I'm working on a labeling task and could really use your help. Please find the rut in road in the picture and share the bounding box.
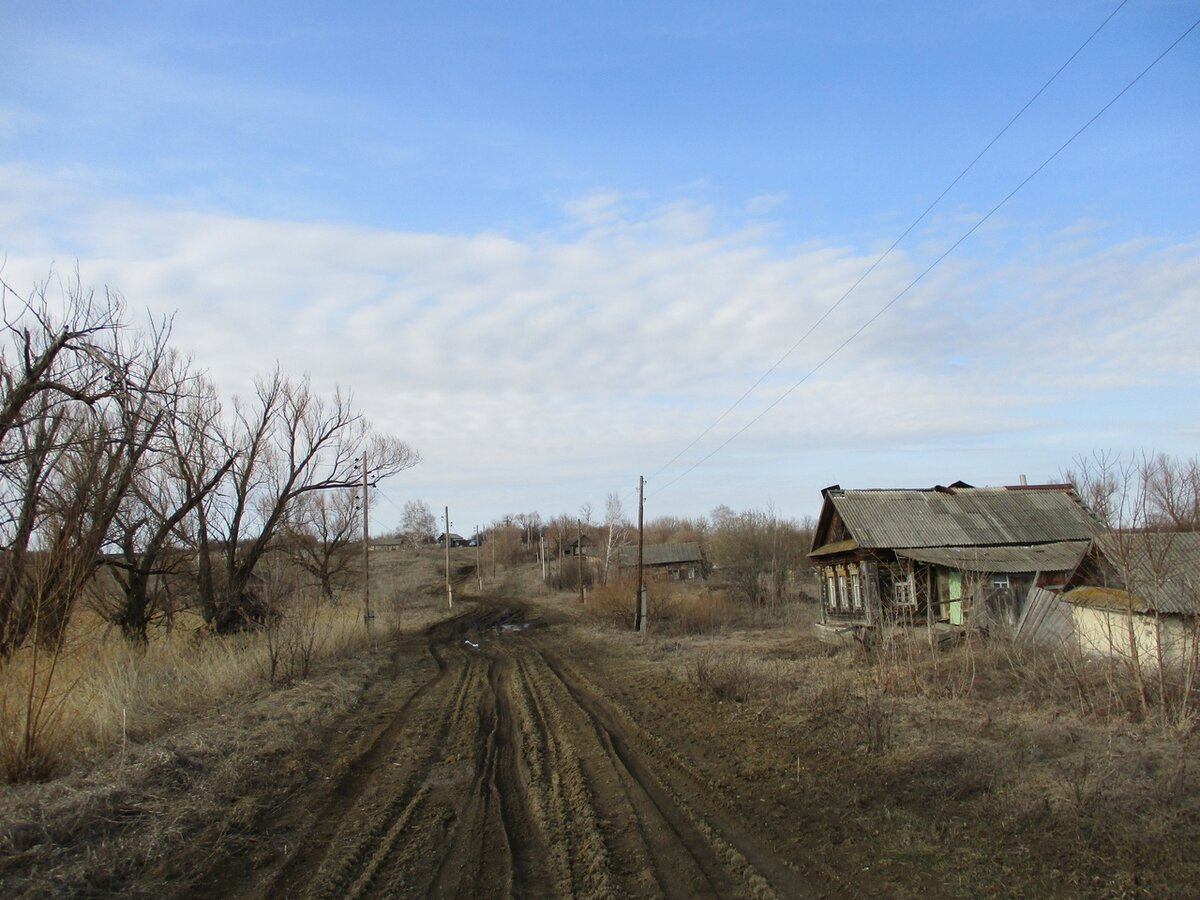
[255,606,804,899]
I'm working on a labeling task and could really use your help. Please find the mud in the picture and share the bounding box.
[231,604,808,899]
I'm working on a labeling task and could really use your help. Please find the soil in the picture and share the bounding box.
[5,590,1198,898]
[200,601,812,899]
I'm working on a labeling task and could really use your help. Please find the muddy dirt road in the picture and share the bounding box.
[235,605,807,899]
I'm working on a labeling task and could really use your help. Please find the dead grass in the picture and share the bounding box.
[584,577,744,634]
[560,582,1200,895]
[0,546,458,783]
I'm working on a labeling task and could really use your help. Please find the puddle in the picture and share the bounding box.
[464,639,481,650]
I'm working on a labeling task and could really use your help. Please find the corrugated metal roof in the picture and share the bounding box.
[619,542,703,567]
[1015,587,1076,647]
[829,486,1094,549]
[894,540,1089,573]
[1081,532,1200,614]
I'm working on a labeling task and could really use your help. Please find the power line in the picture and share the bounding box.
[650,12,1200,500]
[650,0,1131,481]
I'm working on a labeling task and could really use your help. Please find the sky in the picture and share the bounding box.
[2,1,1198,531]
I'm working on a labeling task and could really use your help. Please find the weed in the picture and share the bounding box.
[686,651,754,703]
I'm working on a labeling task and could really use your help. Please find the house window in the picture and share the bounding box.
[850,571,862,609]
[992,573,1010,589]
[686,566,696,579]
[826,570,838,610]
[837,573,848,611]
[894,576,915,607]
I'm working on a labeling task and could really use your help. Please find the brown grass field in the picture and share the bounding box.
[2,552,1199,897]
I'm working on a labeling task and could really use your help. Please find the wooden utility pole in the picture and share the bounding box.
[577,518,585,603]
[476,526,482,591]
[362,452,371,634]
[635,475,646,632]
[444,506,453,609]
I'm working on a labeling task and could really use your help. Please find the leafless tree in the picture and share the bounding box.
[99,364,235,644]
[0,273,176,654]
[400,498,437,546]
[198,371,418,632]
[278,487,360,602]
[708,507,812,607]
[600,492,626,585]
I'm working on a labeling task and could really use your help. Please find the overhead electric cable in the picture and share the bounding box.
[651,0,1131,481]
[650,12,1200,500]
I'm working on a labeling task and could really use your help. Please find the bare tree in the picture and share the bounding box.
[400,498,437,546]
[0,274,177,654]
[600,492,626,585]
[100,366,235,644]
[278,487,360,602]
[199,371,418,632]
[709,507,812,607]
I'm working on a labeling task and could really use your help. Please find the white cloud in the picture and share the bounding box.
[1,167,1197,523]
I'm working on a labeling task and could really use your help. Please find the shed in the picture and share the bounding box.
[619,542,706,581]
[1062,532,1200,666]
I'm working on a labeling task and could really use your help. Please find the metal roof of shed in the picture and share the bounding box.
[1072,532,1200,614]
[1063,585,1199,616]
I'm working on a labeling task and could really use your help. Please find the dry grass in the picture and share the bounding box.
[0,602,370,781]
[584,577,741,634]
[0,545,460,783]
[558,578,1200,894]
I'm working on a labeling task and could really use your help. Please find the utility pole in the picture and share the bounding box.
[577,518,585,603]
[476,525,482,591]
[635,475,646,632]
[444,505,453,609]
[362,451,371,634]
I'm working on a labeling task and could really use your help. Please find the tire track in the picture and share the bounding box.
[263,613,482,899]
[510,654,616,896]
[328,643,486,899]
[236,604,808,899]
[537,645,800,898]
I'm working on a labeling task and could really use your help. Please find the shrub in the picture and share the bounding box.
[686,651,754,703]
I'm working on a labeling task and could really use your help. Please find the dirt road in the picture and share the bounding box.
[235,604,806,899]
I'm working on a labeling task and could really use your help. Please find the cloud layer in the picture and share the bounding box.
[2,167,1197,524]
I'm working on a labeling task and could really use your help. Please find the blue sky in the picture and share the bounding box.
[2,1,1198,529]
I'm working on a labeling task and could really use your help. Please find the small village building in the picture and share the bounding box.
[437,532,470,548]
[563,534,596,557]
[1062,532,1200,666]
[368,538,407,552]
[619,542,706,582]
[808,482,1095,635]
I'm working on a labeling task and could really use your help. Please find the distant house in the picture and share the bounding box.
[368,538,406,552]
[808,482,1095,635]
[563,534,596,557]
[1061,532,1200,666]
[619,542,706,582]
[437,532,470,548]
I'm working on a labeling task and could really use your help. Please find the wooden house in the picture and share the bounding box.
[808,482,1095,635]
[619,542,706,582]
[563,534,596,557]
